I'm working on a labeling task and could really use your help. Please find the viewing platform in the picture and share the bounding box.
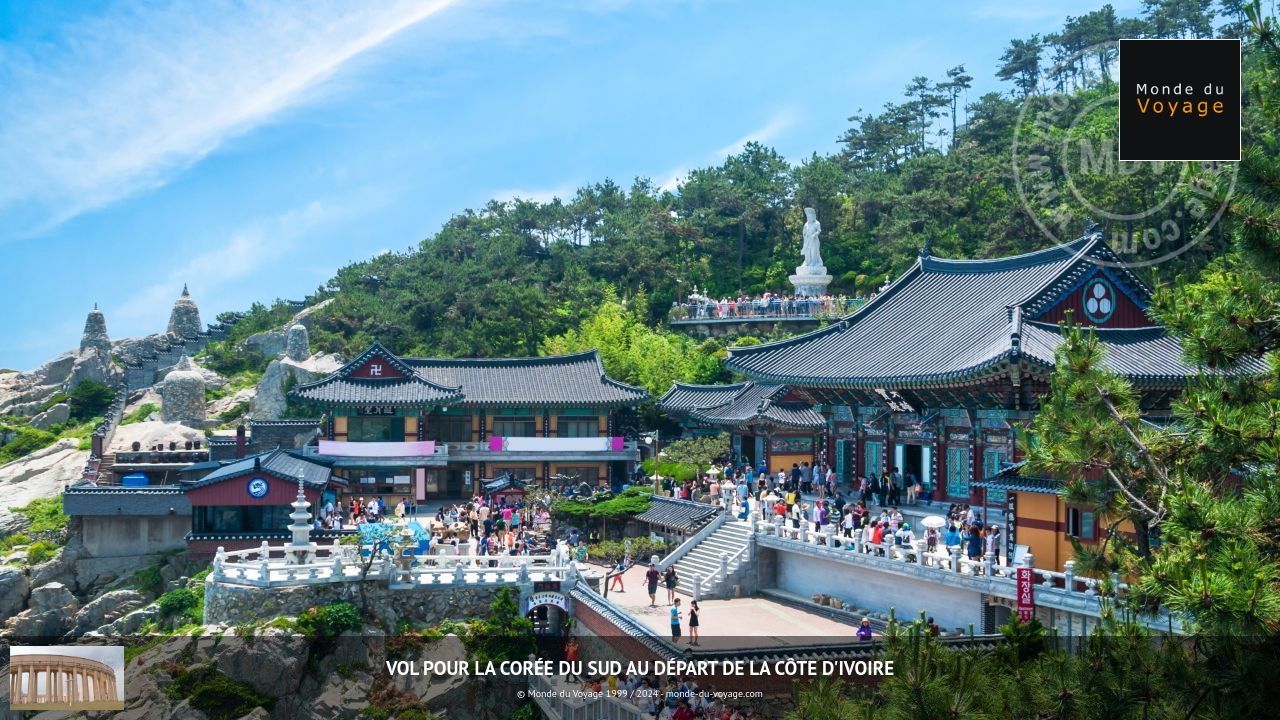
[667,296,865,338]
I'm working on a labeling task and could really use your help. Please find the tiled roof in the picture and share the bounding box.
[63,486,191,516]
[661,381,825,430]
[725,235,1218,388]
[183,449,334,490]
[406,350,649,408]
[291,342,463,406]
[633,496,721,529]
[292,342,649,408]
[292,377,461,405]
[1019,322,1267,381]
[971,460,1061,495]
[658,382,749,412]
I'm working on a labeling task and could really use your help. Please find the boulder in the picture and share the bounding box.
[6,606,75,638]
[243,330,287,359]
[0,566,30,622]
[208,387,256,419]
[110,421,204,454]
[66,346,123,388]
[250,353,342,420]
[0,438,87,536]
[30,581,78,613]
[74,589,147,636]
[29,402,71,429]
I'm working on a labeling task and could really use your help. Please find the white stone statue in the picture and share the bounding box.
[801,207,823,268]
[790,207,833,298]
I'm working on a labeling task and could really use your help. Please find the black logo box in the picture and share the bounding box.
[1119,38,1240,162]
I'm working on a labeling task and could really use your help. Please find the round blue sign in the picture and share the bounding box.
[246,476,270,498]
[1082,277,1116,324]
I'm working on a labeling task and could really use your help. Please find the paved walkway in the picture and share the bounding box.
[600,565,869,651]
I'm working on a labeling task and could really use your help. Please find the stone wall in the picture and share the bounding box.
[204,580,510,628]
[81,516,188,558]
[767,548,986,632]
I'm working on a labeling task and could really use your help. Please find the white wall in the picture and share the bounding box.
[772,550,986,632]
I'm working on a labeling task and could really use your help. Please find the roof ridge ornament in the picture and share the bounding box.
[1084,218,1101,236]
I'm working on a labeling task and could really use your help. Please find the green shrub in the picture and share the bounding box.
[24,540,58,565]
[167,664,272,720]
[295,601,362,640]
[129,563,166,596]
[158,588,198,616]
[66,380,116,421]
[0,426,58,464]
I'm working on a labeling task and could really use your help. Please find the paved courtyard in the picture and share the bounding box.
[600,565,868,651]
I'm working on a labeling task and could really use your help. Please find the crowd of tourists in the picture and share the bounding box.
[672,292,865,320]
[659,460,1006,570]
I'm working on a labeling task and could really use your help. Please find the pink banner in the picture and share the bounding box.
[317,439,436,457]
[489,436,504,451]
[485,437,626,452]
[1016,567,1035,622]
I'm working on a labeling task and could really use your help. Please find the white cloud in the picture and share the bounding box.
[658,108,796,192]
[0,0,461,234]
[114,199,357,328]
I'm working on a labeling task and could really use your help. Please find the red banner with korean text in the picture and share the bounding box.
[1016,567,1035,622]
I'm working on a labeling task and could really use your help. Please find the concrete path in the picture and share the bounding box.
[600,565,871,652]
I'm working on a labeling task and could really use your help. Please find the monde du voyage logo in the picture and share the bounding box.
[1119,38,1241,161]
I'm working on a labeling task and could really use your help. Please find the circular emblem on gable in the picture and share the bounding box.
[247,476,270,499]
[1082,277,1115,324]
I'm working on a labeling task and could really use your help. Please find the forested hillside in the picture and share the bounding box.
[206,1,1266,394]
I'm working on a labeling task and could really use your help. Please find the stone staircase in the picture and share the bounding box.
[97,453,116,481]
[671,521,753,598]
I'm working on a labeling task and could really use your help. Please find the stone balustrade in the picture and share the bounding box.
[211,539,581,589]
[752,516,1152,623]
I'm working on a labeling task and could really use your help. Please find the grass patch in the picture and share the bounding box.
[0,426,57,464]
[125,635,168,664]
[0,533,30,552]
[10,496,67,533]
[121,403,159,425]
[23,540,59,565]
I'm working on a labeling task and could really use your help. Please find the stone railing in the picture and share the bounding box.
[689,541,751,601]
[749,518,1189,633]
[210,540,582,589]
[658,511,726,570]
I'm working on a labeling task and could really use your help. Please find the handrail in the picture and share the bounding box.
[658,505,725,570]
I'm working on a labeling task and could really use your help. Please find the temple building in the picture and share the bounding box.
[724,232,1249,569]
[287,342,649,503]
[658,381,826,472]
[181,449,343,557]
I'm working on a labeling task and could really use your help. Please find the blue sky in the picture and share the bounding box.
[0,0,1137,371]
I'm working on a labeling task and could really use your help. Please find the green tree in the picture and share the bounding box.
[997,35,1044,97]
[659,434,730,479]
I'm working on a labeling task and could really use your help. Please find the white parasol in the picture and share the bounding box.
[921,515,947,529]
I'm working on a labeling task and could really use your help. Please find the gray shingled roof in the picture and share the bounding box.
[658,382,749,412]
[971,461,1061,495]
[726,235,1221,388]
[687,383,826,430]
[661,381,825,430]
[1019,322,1266,380]
[405,350,649,408]
[291,342,463,406]
[183,449,334,490]
[634,496,721,530]
[63,487,191,516]
[292,342,649,408]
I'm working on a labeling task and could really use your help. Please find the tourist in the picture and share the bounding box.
[896,522,915,552]
[966,524,983,561]
[926,617,940,636]
[857,617,873,641]
[663,566,679,604]
[904,470,919,505]
[688,600,700,646]
[925,524,939,553]
[889,506,903,531]
[564,637,581,681]
[825,465,836,496]
[646,562,660,607]
[670,598,683,642]
[858,475,870,503]
[841,507,855,538]
[944,523,962,554]
[888,466,902,505]
[985,525,1002,566]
